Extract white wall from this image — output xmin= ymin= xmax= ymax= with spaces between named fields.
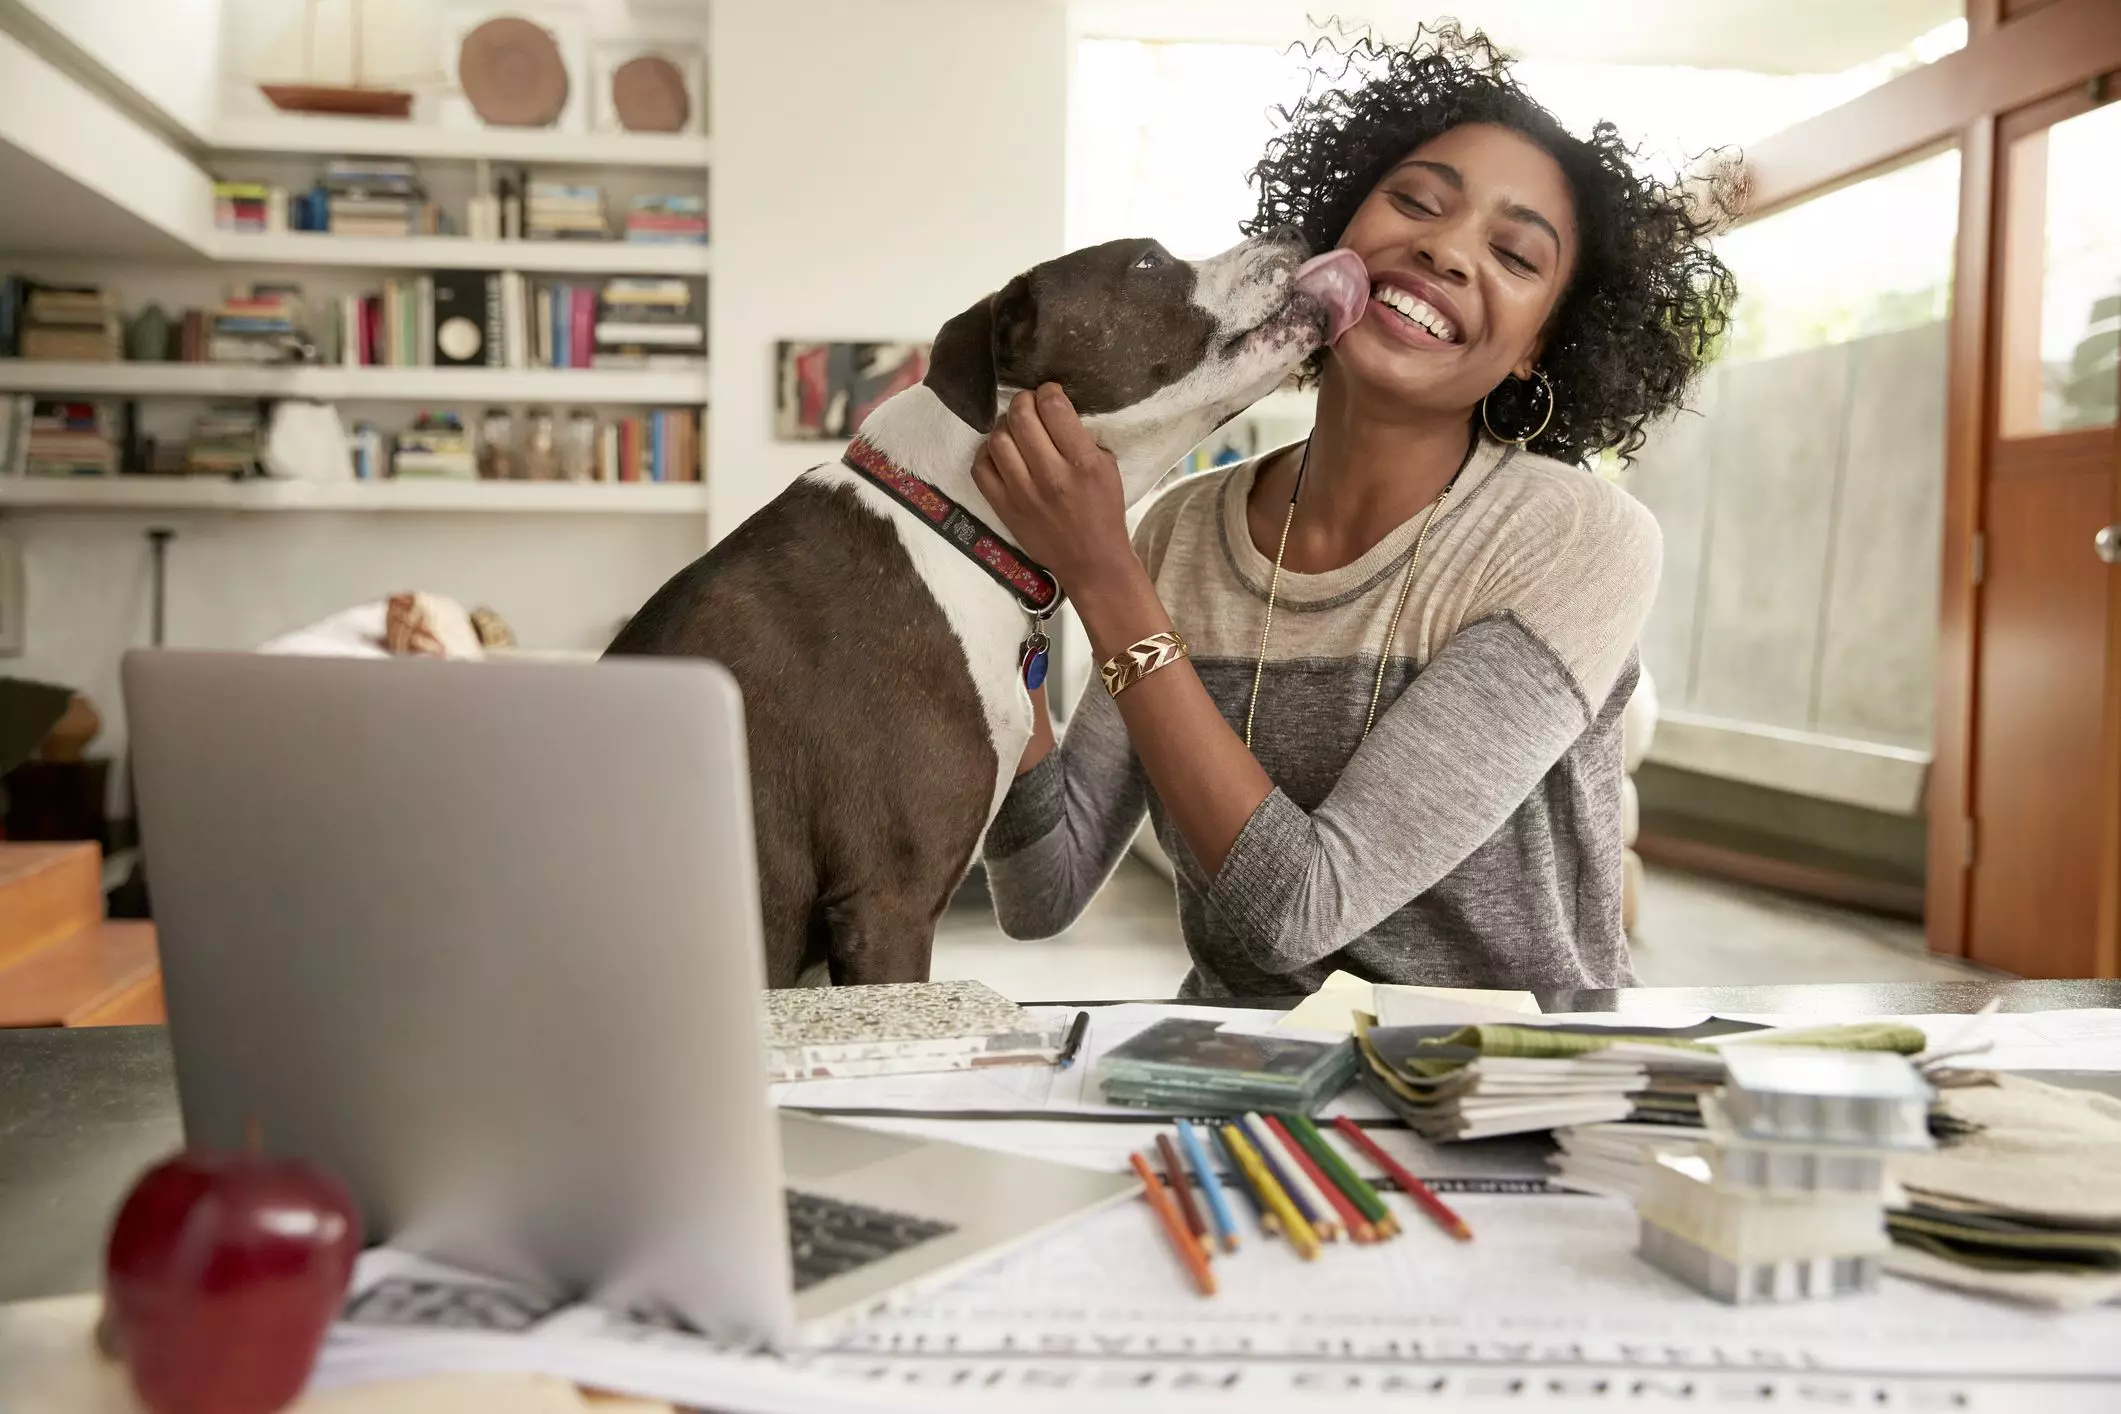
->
xmin=16 ymin=0 xmax=223 ymax=141
xmin=706 ymin=0 xmax=1069 ymax=534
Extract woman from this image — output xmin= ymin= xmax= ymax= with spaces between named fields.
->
xmin=974 ymin=27 xmax=1735 ymax=998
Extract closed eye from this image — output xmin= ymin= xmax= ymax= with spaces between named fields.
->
xmin=1387 ymin=189 xmax=1441 ymax=219
xmin=1495 ymin=246 xmax=1538 ymax=275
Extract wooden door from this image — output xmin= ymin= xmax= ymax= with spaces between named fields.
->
xmin=1965 ymin=78 xmax=2121 ymax=977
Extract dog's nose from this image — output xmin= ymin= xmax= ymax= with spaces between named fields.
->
xmin=1267 ymin=222 xmax=1307 ymax=251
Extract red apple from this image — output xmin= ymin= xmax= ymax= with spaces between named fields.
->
xmin=105 ymin=1145 xmax=360 ymax=1414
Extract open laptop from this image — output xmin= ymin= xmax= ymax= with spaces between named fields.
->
xmin=122 ymin=650 xmax=1132 ymax=1346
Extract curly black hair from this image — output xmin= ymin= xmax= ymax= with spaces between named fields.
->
xmin=1243 ymin=23 xmax=1738 ymax=465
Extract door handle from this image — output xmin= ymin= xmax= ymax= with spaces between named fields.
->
xmin=2101 ymin=525 xmax=2121 ymax=564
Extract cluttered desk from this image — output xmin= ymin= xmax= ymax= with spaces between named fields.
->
xmin=7 ymin=974 xmax=2121 ymax=1414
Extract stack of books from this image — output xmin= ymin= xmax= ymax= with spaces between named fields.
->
xmin=596 ymin=278 xmax=704 ymax=369
xmin=23 ymin=400 xmax=115 ymax=476
xmin=213 ymin=181 xmax=275 ymax=233
xmin=328 ymin=277 xmax=434 ymax=368
xmin=600 ymin=408 xmax=702 ymax=483
xmin=531 ymin=280 xmax=599 ymax=369
xmin=1353 ymin=1016 xmax=1728 ymax=1141
xmin=392 ymin=413 xmax=476 ymax=479
xmin=183 ymin=405 xmax=264 ymax=476
xmin=1636 ymin=1047 xmax=1930 ymax=1305
xmin=526 ymin=180 xmax=607 ymax=241
xmin=210 ymin=285 xmax=305 ymax=364
xmin=16 ymin=284 xmax=120 ymax=361
xmin=0 ymin=394 xmax=30 ymax=473
xmin=624 ymin=194 xmax=707 ymax=245
xmin=325 ymin=158 xmax=424 ymax=238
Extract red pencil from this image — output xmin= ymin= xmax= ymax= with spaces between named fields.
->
xmin=1264 ymin=1114 xmax=1374 ymax=1242
xmin=1155 ymin=1132 xmax=1211 ymax=1250
xmin=1130 ymin=1151 xmax=1217 ymax=1295
xmin=1332 ymin=1114 xmax=1473 ymax=1242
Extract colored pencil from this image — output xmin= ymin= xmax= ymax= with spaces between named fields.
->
xmin=1243 ymin=1112 xmax=1339 ymax=1240
xmin=1222 ymin=1123 xmax=1318 ymax=1259
xmin=1211 ymin=1121 xmax=1279 ymax=1236
xmin=1130 ymin=1151 xmax=1217 ymax=1295
xmin=1286 ymin=1113 xmax=1398 ymax=1237
xmin=1156 ymin=1132 xmax=1211 ymax=1249
xmin=1176 ymin=1118 xmax=1240 ymax=1253
xmin=1333 ymin=1114 xmax=1473 ymax=1242
xmin=1267 ymin=1114 xmax=1374 ymax=1243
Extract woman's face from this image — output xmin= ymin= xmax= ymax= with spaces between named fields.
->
xmin=1328 ymin=122 xmax=1579 ymax=416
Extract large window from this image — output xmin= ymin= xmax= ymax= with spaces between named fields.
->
xmin=1067 ymin=17 xmax=1967 ymax=257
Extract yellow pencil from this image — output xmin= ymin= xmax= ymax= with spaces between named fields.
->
xmin=1221 ymin=1122 xmax=1320 ymax=1260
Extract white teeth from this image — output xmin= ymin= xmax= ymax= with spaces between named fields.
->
xmin=1372 ymin=284 xmax=1457 ymax=342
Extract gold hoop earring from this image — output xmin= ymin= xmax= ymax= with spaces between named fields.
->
xmin=1480 ymin=369 xmax=1555 ymax=446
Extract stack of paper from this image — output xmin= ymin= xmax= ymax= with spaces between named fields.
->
xmin=1884 ymin=1073 xmax=2121 ymax=1308
xmin=1552 ymin=1121 xmax=1709 ymax=1199
xmin=1354 ymin=1018 xmax=1727 ymax=1141
xmin=762 ymin=980 xmax=1064 ymax=1082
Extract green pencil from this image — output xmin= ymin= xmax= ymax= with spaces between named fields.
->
xmin=1287 ymin=1113 xmax=1397 ymax=1236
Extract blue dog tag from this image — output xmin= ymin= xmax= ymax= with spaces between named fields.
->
xmin=1020 ymin=631 xmax=1050 ymax=690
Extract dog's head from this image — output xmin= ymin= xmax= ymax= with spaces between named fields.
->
xmin=925 ymin=229 xmax=1366 ymax=502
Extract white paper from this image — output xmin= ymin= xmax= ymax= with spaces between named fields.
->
xmin=1270 ymin=970 xmax=1544 ymax=1036
xmin=319 ymin=1193 xmax=2121 ymax=1414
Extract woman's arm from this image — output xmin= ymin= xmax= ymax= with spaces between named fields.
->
xmin=974 ymin=387 xmax=1279 ymax=877
xmin=975 ymin=386 xmax=1659 ymax=972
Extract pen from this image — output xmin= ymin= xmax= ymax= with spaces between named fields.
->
xmin=1056 ymin=1010 xmax=1091 ymax=1068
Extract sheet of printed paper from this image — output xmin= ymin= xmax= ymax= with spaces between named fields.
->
xmin=1715 ymin=1010 xmax=2121 ymax=1071
xmin=769 ymin=1003 xmax=1392 ymax=1120
xmin=318 ymin=1197 xmax=2121 ymax=1414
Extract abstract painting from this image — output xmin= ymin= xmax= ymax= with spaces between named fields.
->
xmin=774 ymin=340 xmax=930 ymax=441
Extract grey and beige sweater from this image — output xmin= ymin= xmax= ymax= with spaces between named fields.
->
xmin=981 ymin=434 xmax=1661 ymax=998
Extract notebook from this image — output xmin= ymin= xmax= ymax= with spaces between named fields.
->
xmin=761 ymin=979 xmax=1065 ymax=1081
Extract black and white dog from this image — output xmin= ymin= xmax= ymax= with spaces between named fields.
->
xmin=608 ymin=229 xmax=1366 ymax=986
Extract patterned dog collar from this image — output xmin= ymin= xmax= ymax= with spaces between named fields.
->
xmin=842 ymin=436 xmax=1063 ymax=617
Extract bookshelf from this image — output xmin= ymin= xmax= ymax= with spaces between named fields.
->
xmin=205 ymin=233 xmax=713 ymax=277
xmin=0 ymin=476 xmax=710 ymax=514
xmin=0 ymin=362 xmax=709 ymax=405
xmin=211 ymin=119 xmax=713 ymax=171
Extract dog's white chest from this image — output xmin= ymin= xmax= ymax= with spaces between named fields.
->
xmin=809 ymin=466 xmax=1036 ymax=823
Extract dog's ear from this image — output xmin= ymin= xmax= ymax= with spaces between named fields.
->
xmin=924 ymin=274 xmax=1036 ymax=433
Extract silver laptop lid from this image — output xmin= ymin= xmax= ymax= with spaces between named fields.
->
xmin=123 ymin=650 xmax=795 ymax=1341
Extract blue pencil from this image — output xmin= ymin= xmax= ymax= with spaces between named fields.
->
xmin=1175 ymin=1119 xmax=1239 ymax=1253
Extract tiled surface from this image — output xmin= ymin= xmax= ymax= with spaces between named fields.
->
xmin=933 ymin=858 xmax=1988 ymax=1003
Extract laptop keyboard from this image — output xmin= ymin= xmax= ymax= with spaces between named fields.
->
xmin=784 ymin=1189 xmax=958 ymax=1291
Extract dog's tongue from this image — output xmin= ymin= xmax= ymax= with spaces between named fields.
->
xmin=1294 ymin=249 xmax=1369 ymax=345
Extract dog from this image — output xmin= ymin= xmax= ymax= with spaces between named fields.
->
xmin=606 ymin=229 xmax=1367 ymax=987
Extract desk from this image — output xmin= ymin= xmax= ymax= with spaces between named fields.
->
xmin=3 ymin=980 xmax=2115 ymax=1304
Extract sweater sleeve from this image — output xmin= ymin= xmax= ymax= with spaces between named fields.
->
xmin=1206 ymin=482 xmax=1660 ymax=974
xmin=982 ymin=683 xmax=1151 ymax=939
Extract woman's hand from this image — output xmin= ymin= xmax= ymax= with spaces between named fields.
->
xmin=971 ymin=385 xmax=1138 ymax=596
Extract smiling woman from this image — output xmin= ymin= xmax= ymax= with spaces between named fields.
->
xmin=976 ymin=23 xmax=1736 ymax=999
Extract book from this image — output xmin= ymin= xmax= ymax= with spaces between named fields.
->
xmin=432 ymin=270 xmax=489 ymax=367
xmin=762 ymin=979 xmax=1064 ymax=1082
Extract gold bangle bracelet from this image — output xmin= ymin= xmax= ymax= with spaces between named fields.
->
xmin=1100 ymin=631 xmax=1189 ymax=698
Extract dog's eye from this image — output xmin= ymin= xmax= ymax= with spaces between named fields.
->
xmin=1133 ymin=249 xmax=1165 ymax=271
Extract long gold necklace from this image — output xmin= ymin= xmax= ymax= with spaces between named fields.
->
xmin=1242 ymin=439 xmax=1461 ymax=750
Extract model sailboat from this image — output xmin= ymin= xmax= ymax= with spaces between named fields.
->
xmin=255 ymin=0 xmax=432 ymax=118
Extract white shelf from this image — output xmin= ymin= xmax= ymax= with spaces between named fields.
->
xmin=207 ymin=233 xmax=711 ymax=276
xmin=0 ymin=362 xmax=708 ymax=404
xmin=212 ymin=119 xmax=713 ymax=170
xmin=0 ymin=476 xmax=709 ymax=514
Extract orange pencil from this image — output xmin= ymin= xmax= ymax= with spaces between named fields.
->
xmin=1333 ymin=1114 xmax=1473 ymax=1242
xmin=1155 ymin=1132 xmax=1211 ymax=1249
xmin=1265 ymin=1114 xmax=1374 ymax=1243
xmin=1130 ymin=1151 xmax=1217 ymax=1295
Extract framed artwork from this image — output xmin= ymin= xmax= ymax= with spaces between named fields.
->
xmin=592 ymin=39 xmax=706 ymax=136
xmin=438 ymin=6 xmax=586 ymax=134
xmin=775 ymin=341 xmax=931 ymax=441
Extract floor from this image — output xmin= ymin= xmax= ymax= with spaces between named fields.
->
xmin=929 ymin=857 xmax=1992 ymax=1002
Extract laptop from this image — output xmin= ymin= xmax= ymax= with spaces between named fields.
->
xmin=122 ymin=650 xmax=1132 ymax=1346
